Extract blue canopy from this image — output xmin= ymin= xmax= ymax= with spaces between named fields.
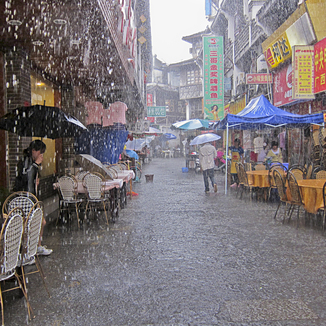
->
xmin=214 ymin=95 xmax=324 ymax=130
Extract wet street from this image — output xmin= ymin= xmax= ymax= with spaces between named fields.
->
xmin=5 ymin=157 xmax=326 ymax=325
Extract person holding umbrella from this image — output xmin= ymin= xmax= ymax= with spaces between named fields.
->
xmin=14 ymin=140 xmax=53 ymax=256
xmin=199 ymin=141 xmax=218 ymax=194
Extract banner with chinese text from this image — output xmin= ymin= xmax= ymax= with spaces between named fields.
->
xmin=314 ymin=37 xmax=326 ymax=94
xmin=292 ymin=45 xmax=314 ymax=99
xmin=203 ymin=36 xmax=224 ymax=120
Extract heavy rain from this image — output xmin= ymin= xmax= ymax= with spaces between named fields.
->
xmin=0 ymin=0 xmax=326 ymax=325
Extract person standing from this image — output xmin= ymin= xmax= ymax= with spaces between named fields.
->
xmin=229 ymin=138 xmax=244 ymax=185
xmin=14 ymin=140 xmax=53 ymax=256
xmin=199 ymin=141 xmax=218 ymax=193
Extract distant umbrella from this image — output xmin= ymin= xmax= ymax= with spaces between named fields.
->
xmin=163 ymin=133 xmax=177 ymax=140
xmin=190 ymin=133 xmax=221 ymax=145
xmin=172 ymin=119 xmax=210 ymax=130
xmin=125 ymin=149 xmax=139 ymax=160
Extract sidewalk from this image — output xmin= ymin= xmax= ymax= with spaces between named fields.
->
xmin=4 ymin=157 xmax=326 ymax=325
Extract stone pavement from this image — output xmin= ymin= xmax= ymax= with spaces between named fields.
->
xmin=4 ymin=157 xmax=326 ymax=325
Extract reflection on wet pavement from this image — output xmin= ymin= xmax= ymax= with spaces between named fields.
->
xmin=4 ymin=158 xmax=326 ymax=325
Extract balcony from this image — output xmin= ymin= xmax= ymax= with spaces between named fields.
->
xmin=179 ymin=84 xmax=203 ymax=100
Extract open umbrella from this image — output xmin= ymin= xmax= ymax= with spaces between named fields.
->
xmin=0 ymin=105 xmax=87 ymax=139
xmin=163 ymin=133 xmax=177 ymax=140
xmin=190 ymin=133 xmax=221 ymax=145
xmin=125 ymin=149 xmax=139 ymax=160
xmin=75 ymin=154 xmax=114 ymax=179
xmin=172 ymin=119 xmax=210 ymax=130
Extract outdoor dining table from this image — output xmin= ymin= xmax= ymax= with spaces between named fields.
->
xmin=246 ymin=170 xmax=269 ymax=188
xmin=296 ymin=179 xmax=326 ymax=214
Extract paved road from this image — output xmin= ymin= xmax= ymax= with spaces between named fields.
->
xmin=4 ymin=157 xmax=326 ymax=325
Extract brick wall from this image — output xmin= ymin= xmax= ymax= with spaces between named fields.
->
xmin=5 ymin=48 xmax=32 ymax=191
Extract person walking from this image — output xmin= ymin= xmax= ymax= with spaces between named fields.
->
xmin=199 ymin=141 xmax=218 ymax=193
xmin=14 ymin=140 xmax=53 ymax=256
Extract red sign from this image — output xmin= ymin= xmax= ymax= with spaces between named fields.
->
xmin=273 ymin=63 xmax=295 ymax=107
xmin=146 ymin=93 xmax=153 ymax=106
xmin=314 ymin=37 xmax=326 ymax=94
xmin=246 ymin=73 xmax=273 ymax=84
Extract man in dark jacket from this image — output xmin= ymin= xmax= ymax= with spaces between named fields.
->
xmin=14 ymin=140 xmax=52 ymax=256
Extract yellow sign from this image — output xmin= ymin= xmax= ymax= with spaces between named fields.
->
xmin=292 ymin=45 xmax=315 ymax=99
xmin=264 ymin=32 xmax=292 ymax=69
xmin=324 ymin=112 xmax=326 ymax=122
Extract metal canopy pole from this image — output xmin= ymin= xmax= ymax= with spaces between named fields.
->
xmin=225 ymin=122 xmax=229 ymax=195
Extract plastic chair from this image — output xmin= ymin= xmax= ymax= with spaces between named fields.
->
xmin=0 ymin=209 xmax=32 ymax=325
xmin=82 ymin=173 xmax=109 ymax=224
xmin=19 ymin=202 xmax=50 ymax=305
xmin=57 ymin=175 xmax=84 ymax=227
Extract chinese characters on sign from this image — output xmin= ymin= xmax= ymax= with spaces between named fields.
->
xmin=314 ymin=37 xmax=326 ymax=94
xmin=264 ymin=32 xmax=292 ymax=69
xmin=273 ymin=63 xmax=295 ymax=107
xmin=292 ymin=46 xmax=314 ymax=99
xmin=203 ymin=36 xmax=224 ymax=120
xmin=147 ymin=106 xmax=166 ymax=117
xmin=246 ymin=73 xmax=273 ymax=84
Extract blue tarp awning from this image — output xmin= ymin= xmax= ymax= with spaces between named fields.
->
xmin=214 ymin=95 xmax=324 ymax=130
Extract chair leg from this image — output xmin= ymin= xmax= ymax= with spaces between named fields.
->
xmin=102 ymin=201 xmax=109 ymax=225
xmin=75 ymin=202 xmax=80 ymax=228
xmin=35 ymin=256 xmax=51 ymax=297
xmin=274 ymin=202 xmax=281 ymax=219
xmin=14 ymin=271 xmax=34 ymax=320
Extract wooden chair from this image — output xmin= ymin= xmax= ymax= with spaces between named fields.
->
xmin=19 ymin=202 xmax=50 ymax=305
xmin=237 ymin=163 xmax=254 ymax=200
xmin=288 ymin=167 xmax=305 ymax=181
xmin=287 ymin=171 xmax=305 ymax=225
xmin=82 ymin=172 xmax=109 ymax=224
xmin=273 ymin=169 xmax=292 ymax=223
xmin=0 ymin=209 xmax=32 ymax=325
xmin=312 ymin=165 xmax=323 ymax=179
xmin=316 ymin=170 xmax=326 ymax=179
xmin=268 ymin=164 xmax=287 ymax=201
xmin=57 ymin=175 xmax=84 ymax=227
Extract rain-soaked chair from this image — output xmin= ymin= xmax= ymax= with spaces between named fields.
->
xmin=19 ymin=202 xmax=50 ymax=306
xmin=57 ymin=175 xmax=84 ymax=227
xmin=0 ymin=208 xmax=32 ymax=325
xmin=75 ymin=170 xmax=88 ymax=182
xmin=237 ymin=163 xmax=254 ymax=200
xmin=316 ymin=170 xmax=326 ymax=179
xmin=287 ymin=171 xmax=305 ymax=225
xmin=288 ymin=166 xmax=305 ymax=181
xmin=268 ymin=163 xmax=287 ymax=202
xmin=273 ymin=169 xmax=292 ymax=223
xmin=2 ymin=191 xmax=38 ymax=220
xmin=305 ymin=163 xmax=313 ymax=179
xmin=254 ymin=163 xmax=266 ymax=171
xmin=82 ymin=172 xmax=109 ymax=225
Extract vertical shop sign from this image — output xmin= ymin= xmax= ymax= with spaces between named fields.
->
xmin=203 ymin=36 xmax=224 ymax=120
xmin=292 ymin=45 xmax=314 ymax=99
xmin=273 ymin=64 xmax=295 ymax=107
xmin=314 ymin=37 xmax=326 ymax=94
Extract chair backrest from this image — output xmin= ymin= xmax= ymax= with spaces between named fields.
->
xmin=316 ymin=170 xmax=326 ymax=179
xmin=273 ymin=169 xmax=287 ymax=202
xmin=0 ymin=210 xmax=24 ymax=274
xmin=254 ymin=164 xmax=266 ymax=171
xmin=58 ymin=176 xmax=77 ymax=201
xmin=323 ymin=182 xmax=326 ymax=210
xmin=106 ymin=166 xmax=118 ymax=179
xmin=22 ymin=202 xmax=44 ymax=263
xmin=83 ymin=173 xmax=103 ymax=200
xmin=312 ymin=166 xmax=323 ymax=179
xmin=268 ymin=164 xmax=286 ymax=188
xmin=2 ymin=191 xmax=38 ymax=218
xmin=288 ymin=168 xmax=304 ymax=181
xmin=237 ymin=163 xmax=249 ymax=186
xmin=287 ymin=171 xmax=303 ymax=205
xmin=75 ymin=170 xmax=88 ymax=181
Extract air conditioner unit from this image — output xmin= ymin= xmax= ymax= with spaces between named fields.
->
xmin=237 ymin=72 xmax=245 ymax=86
